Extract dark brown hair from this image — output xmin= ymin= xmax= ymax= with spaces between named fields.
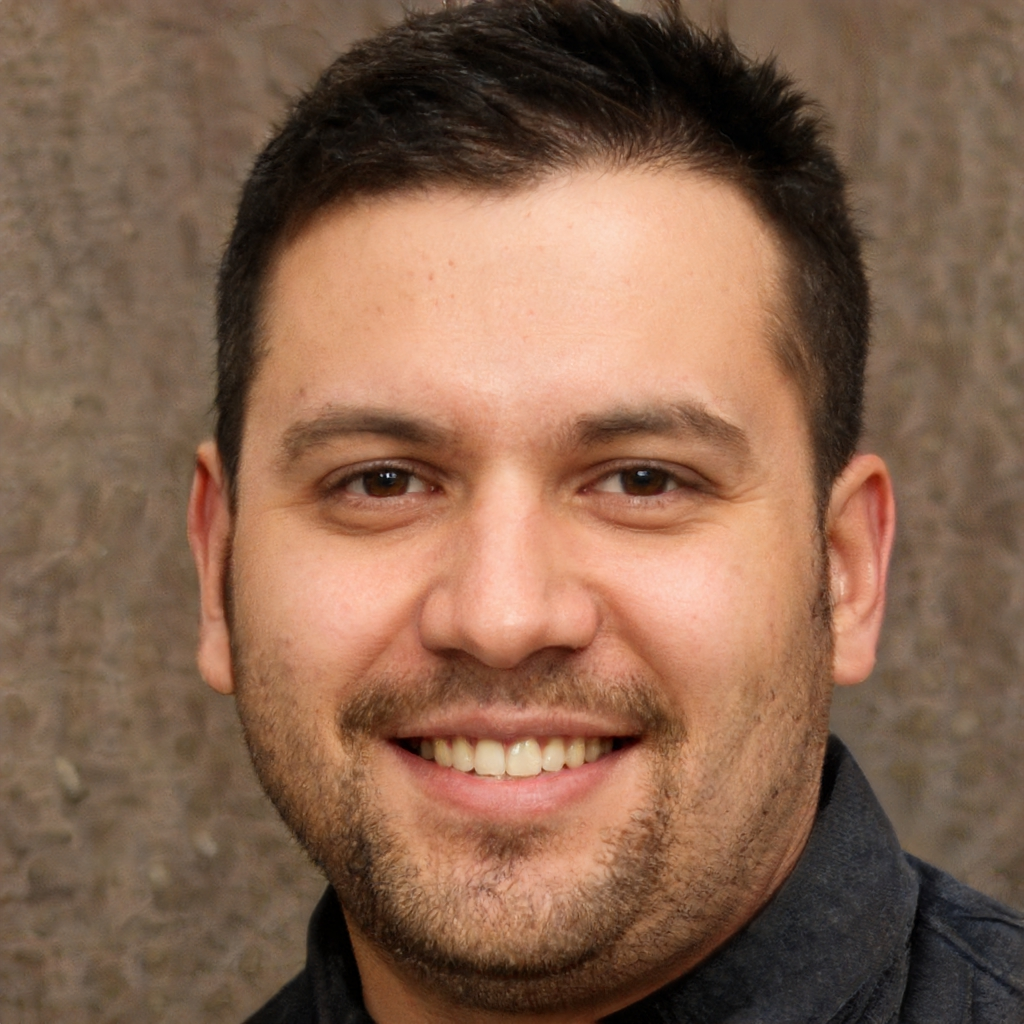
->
xmin=216 ymin=0 xmax=869 ymax=506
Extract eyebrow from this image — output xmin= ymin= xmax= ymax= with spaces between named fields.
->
xmin=278 ymin=407 xmax=454 ymax=467
xmin=571 ymin=402 xmax=752 ymax=462
xmin=277 ymin=399 xmax=751 ymax=468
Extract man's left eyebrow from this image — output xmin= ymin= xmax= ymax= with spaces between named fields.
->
xmin=571 ymin=403 xmax=752 ymax=462
xmin=277 ymin=407 xmax=452 ymax=467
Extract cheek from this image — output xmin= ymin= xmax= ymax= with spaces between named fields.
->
xmin=230 ymin=518 xmax=430 ymax=686
xmin=595 ymin=530 xmax=814 ymax=712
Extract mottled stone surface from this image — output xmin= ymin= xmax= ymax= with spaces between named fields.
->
xmin=1 ymin=1 xmax=1020 ymax=1020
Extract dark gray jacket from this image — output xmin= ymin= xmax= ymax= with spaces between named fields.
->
xmin=246 ymin=737 xmax=1024 ymax=1023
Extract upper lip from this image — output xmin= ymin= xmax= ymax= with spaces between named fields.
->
xmin=390 ymin=707 xmax=641 ymax=741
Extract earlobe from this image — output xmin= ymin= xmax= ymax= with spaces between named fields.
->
xmin=826 ymin=454 xmax=896 ymax=686
xmin=187 ymin=441 xmax=236 ymax=695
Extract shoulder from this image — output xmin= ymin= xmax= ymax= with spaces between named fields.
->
xmin=242 ymin=970 xmax=314 ymax=1024
xmin=900 ymin=854 xmax=1024 ymax=1024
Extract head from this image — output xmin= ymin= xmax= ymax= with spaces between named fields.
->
xmin=189 ymin=2 xmax=894 ymax=1020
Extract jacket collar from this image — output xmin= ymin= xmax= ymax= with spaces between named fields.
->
xmin=610 ymin=736 xmax=919 ymax=1023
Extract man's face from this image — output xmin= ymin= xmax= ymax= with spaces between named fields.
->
xmin=212 ymin=169 xmax=839 ymax=1013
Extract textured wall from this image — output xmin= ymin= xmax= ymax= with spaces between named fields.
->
xmin=1 ymin=1 xmax=1021 ymax=1020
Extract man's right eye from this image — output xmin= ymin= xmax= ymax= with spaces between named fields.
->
xmin=342 ymin=468 xmax=429 ymax=498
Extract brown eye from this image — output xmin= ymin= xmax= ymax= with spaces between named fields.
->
xmin=593 ymin=467 xmax=678 ymax=496
xmin=621 ymin=468 xmax=672 ymax=495
xmin=346 ymin=468 xmax=426 ymax=497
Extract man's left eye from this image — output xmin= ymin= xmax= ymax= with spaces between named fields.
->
xmin=344 ymin=469 xmax=428 ymax=497
xmin=592 ymin=467 xmax=681 ymax=496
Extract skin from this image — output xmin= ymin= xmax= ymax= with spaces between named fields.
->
xmin=189 ymin=168 xmax=895 ymax=1024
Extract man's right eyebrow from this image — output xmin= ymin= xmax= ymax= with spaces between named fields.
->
xmin=278 ymin=408 xmax=452 ymax=467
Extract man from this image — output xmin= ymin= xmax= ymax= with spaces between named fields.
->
xmin=187 ymin=1 xmax=1024 ymax=1021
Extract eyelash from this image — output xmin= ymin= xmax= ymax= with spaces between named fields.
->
xmin=324 ymin=461 xmax=435 ymax=499
xmin=324 ymin=461 xmax=702 ymax=501
xmin=589 ymin=464 xmax=688 ymax=498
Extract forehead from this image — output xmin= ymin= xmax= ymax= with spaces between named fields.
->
xmin=254 ymin=168 xmax=796 ymax=447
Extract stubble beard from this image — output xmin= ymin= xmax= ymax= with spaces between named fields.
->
xmin=231 ymin=577 xmax=834 ymax=1014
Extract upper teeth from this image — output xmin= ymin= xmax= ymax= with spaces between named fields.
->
xmin=417 ymin=736 xmax=613 ymax=777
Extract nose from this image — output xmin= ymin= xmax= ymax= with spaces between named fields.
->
xmin=417 ymin=481 xmax=601 ymax=669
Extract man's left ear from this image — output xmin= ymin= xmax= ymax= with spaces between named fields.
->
xmin=826 ymin=453 xmax=896 ymax=686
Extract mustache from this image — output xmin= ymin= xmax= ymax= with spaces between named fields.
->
xmin=338 ymin=657 xmax=683 ymax=742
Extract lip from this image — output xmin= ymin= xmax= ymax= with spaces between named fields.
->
xmin=390 ymin=707 xmax=642 ymax=743
xmin=385 ymin=738 xmax=639 ymax=821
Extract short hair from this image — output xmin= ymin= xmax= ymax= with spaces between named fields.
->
xmin=216 ymin=0 xmax=869 ymax=508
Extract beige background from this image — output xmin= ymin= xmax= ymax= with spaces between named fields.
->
xmin=1 ymin=1 xmax=1021 ymax=1020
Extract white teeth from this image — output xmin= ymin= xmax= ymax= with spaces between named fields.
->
xmin=507 ymin=738 xmax=542 ymax=777
xmin=565 ymin=737 xmax=586 ymax=769
xmin=434 ymin=737 xmax=453 ymax=768
xmin=541 ymin=737 xmax=565 ymax=772
xmin=452 ymin=736 xmax=475 ymax=773
xmin=415 ymin=735 xmax=616 ymax=777
xmin=474 ymin=739 xmax=506 ymax=777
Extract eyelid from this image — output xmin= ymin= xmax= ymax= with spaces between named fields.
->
xmin=321 ymin=459 xmax=437 ymax=496
xmin=591 ymin=470 xmax=678 ymax=495
xmin=587 ymin=460 xmax=708 ymax=495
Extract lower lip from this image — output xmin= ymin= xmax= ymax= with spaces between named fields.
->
xmin=387 ymin=742 xmax=636 ymax=821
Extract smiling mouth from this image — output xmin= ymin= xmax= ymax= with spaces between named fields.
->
xmin=396 ymin=735 xmax=636 ymax=778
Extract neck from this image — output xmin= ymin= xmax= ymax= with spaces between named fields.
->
xmin=348 ymin=922 xmax=687 ymax=1024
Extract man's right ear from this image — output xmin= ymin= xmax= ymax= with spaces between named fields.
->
xmin=187 ymin=441 xmax=236 ymax=695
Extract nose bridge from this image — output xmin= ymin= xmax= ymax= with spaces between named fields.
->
xmin=472 ymin=479 xmax=550 ymax=612
xmin=418 ymin=470 xmax=598 ymax=668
